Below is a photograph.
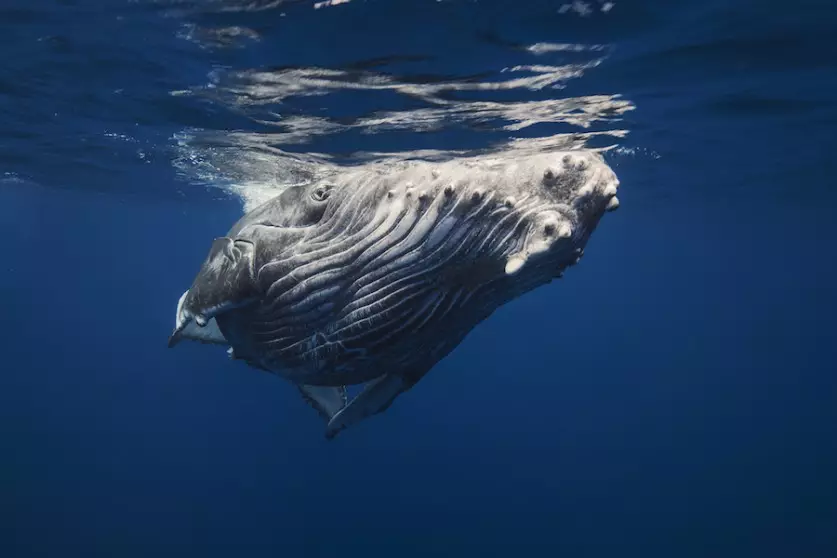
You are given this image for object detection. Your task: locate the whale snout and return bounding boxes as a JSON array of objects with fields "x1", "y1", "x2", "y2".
[{"x1": 496, "y1": 151, "x2": 619, "y2": 277}]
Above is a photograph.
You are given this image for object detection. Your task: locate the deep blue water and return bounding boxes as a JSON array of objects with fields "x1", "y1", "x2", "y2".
[{"x1": 2, "y1": 0, "x2": 836, "y2": 556}]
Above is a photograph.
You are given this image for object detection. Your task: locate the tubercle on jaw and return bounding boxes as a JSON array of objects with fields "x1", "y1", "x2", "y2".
[
  {"x1": 540, "y1": 219, "x2": 572, "y2": 239},
  {"x1": 504, "y1": 222, "x2": 587, "y2": 277},
  {"x1": 504, "y1": 154, "x2": 620, "y2": 277},
  {"x1": 503, "y1": 217, "x2": 575, "y2": 277}
]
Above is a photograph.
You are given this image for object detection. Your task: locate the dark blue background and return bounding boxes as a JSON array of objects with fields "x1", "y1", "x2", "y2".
[{"x1": 2, "y1": 0, "x2": 836, "y2": 556}]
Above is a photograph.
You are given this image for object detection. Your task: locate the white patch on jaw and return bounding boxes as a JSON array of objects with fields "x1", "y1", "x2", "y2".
[{"x1": 505, "y1": 254, "x2": 527, "y2": 275}]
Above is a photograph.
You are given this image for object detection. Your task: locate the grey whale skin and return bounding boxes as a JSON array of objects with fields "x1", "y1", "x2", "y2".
[{"x1": 169, "y1": 151, "x2": 620, "y2": 439}]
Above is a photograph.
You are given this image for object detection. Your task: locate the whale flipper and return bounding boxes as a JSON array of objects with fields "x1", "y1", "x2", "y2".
[
  {"x1": 168, "y1": 237, "x2": 257, "y2": 348},
  {"x1": 175, "y1": 315, "x2": 228, "y2": 345},
  {"x1": 325, "y1": 373, "x2": 406, "y2": 440},
  {"x1": 298, "y1": 385, "x2": 348, "y2": 421}
]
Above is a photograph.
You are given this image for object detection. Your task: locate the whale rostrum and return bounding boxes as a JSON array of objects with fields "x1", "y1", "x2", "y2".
[{"x1": 169, "y1": 150, "x2": 620, "y2": 439}]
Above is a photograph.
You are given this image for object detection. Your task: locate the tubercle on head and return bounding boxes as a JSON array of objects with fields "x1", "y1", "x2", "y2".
[
  {"x1": 382, "y1": 178, "x2": 450, "y2": 205},
  {"x1": 383, "y1": 178, "x2": 476, "y2": 217},
  {"x1": 541, "y1": 154, "x2": 588, "y2": 185},
  {"x1": 561, "y1": 163, "x2": 620, "y2": 213}
]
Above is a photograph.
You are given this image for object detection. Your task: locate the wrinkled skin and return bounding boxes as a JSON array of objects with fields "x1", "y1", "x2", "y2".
[{"x1": 169, "y1": 151, "x2": 620, "y2": 439}]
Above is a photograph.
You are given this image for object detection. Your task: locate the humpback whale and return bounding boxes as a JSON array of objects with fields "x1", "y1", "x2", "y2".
[{"x1": 168, "y1": 150, "x2": 620, "y2": 439}]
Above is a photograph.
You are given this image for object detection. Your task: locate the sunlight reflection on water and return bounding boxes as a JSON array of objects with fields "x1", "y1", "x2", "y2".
[{"x1": 165, "y1": 0, "x2": 634, "y2": 211}]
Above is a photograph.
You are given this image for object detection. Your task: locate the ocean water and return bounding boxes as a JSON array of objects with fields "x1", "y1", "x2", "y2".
[{"x1": 1, "y1": 0, "x2": 836, "y2": 556}]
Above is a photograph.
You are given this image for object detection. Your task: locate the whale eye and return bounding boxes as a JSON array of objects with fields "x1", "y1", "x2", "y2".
[{"x1": 311, "y1": 184, "x2": 332, "y2": 202}]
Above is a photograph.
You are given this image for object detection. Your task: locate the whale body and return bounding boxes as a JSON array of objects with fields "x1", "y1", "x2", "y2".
[{"x1": 168, "y1": 150, "x2": 620, "y2": 439}]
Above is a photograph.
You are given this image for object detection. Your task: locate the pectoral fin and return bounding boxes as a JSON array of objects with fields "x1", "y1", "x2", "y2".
[
  {"x1": 168, "y1": 237, "x2": 257, "y2": 348},
  {"x1": 298, "y1": 385, "x2": 348, "y2": 421},
  {"x1": 325, "y1": 373, "x2": 406, "y2": 440},
  {"x1": 175, "y1": 316, "x2": 228, "y2": 345}
]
